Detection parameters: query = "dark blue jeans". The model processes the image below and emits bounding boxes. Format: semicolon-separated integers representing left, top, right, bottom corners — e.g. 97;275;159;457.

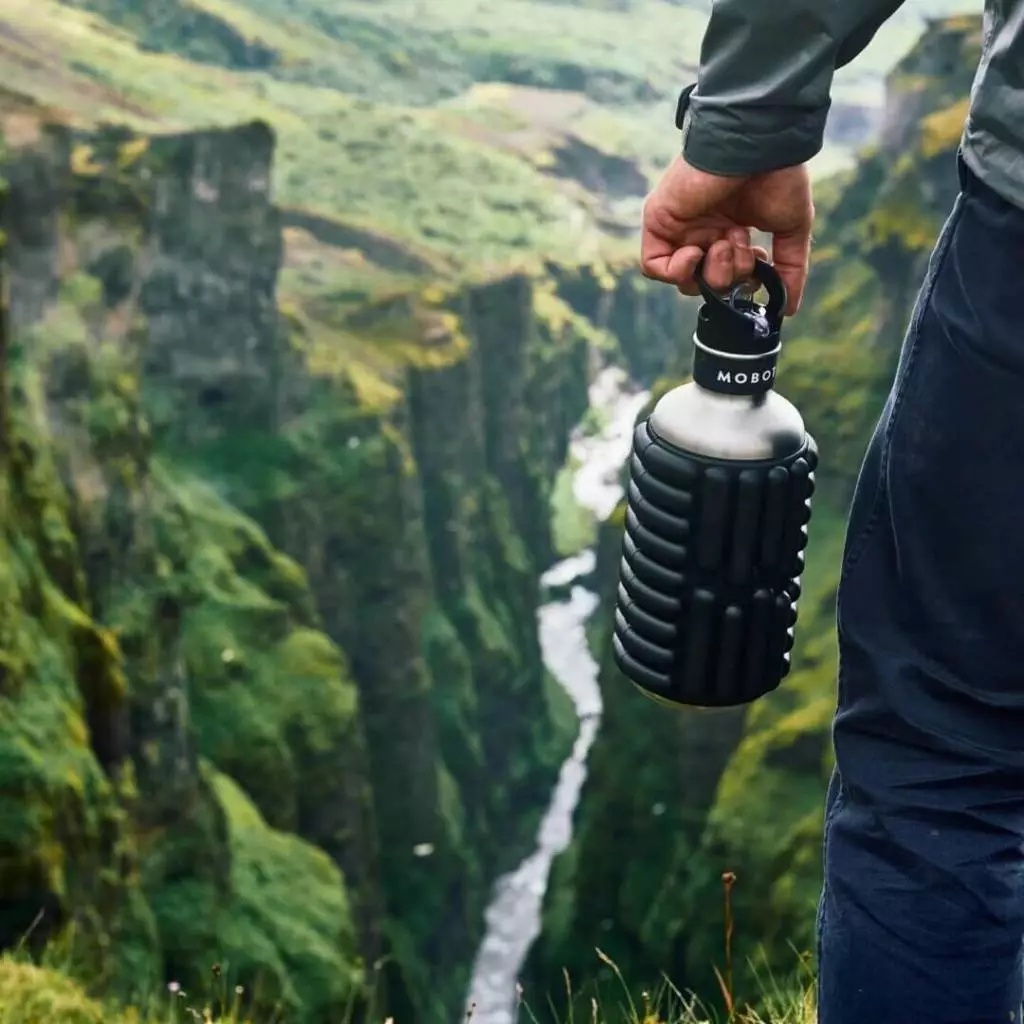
818;154;1024;1023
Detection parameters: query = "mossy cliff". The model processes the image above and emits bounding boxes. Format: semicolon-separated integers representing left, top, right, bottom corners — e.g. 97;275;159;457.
1;107;371;1021
0;89;623;1022
524;14;984;1015
547;261;693;388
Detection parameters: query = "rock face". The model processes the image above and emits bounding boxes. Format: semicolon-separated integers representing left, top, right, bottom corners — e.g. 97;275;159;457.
523;14;984;1017
0;92;636;1023
1;108;370;1022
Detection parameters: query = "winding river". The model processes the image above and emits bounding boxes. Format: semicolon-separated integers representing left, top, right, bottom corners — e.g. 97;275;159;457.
463;366;650;1024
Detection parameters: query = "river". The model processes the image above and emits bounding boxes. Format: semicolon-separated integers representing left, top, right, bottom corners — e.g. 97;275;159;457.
462;366;650;1024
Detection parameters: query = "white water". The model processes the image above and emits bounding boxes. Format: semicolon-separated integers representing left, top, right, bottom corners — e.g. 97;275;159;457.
463;366;650;1024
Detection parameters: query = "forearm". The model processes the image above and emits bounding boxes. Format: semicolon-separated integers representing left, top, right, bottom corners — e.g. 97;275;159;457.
682;0;908;176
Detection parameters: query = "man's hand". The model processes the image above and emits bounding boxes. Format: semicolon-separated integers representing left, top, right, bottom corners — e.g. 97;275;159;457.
640;156;814;315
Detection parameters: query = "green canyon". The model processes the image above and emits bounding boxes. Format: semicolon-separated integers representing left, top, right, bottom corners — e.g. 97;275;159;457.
0;2;983;1021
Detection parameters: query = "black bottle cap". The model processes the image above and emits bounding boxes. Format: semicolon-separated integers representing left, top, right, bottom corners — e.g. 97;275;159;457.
692;257;787;396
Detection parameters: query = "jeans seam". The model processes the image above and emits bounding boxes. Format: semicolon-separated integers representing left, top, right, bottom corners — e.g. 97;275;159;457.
816;772;843;1007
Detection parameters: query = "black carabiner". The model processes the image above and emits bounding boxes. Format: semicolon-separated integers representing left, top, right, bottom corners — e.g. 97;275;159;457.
694;255;787;330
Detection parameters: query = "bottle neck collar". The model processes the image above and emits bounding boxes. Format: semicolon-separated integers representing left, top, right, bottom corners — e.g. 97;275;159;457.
691;332;780;397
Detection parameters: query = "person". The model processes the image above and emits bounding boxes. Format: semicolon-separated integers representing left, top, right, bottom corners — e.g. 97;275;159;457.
639;3;1024;1023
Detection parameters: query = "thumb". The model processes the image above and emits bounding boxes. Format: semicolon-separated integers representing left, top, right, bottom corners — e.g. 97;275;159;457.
771;226;812;315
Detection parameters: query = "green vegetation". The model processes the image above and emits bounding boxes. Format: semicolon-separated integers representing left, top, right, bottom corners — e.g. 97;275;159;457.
0;961;148;1024
1;0;947;283
0;954;816;1024
0;63;592;1022
525;13;982;1021
4;0;644;277
0;1;984;1022
0;188;375;1020
550;458;597;558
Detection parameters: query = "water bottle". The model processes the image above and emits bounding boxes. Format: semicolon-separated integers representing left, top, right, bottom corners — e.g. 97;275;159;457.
612;257;817;709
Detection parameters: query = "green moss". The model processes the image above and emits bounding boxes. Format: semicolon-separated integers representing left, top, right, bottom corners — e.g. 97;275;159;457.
863;199;941;254
209;770;365;1023
0;349;154;997
0;631;113;889
0;960;128;1024
117;465;366;852
0;205;373;1013
550;458;597;558
422;608;486;817
138;758;366;1024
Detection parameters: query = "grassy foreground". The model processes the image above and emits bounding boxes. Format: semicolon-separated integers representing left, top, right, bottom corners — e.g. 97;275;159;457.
0;954;814;1024
508;953;816;1024
0;875;814;1024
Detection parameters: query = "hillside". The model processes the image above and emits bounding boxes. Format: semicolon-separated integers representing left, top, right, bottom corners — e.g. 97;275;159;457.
0;1;982;1023
2;0;966;270
0;100;623;1023
524;13;981;1020
0;48;695;1024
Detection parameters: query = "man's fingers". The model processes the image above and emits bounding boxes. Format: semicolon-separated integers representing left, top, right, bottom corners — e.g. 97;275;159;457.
728;228;755;282
679;244;777;300
701;239;735;290
684;237;750;295
641;220;759;297
665;244;705;290
731;245;771;292
771;226;812;315
641;239;705;289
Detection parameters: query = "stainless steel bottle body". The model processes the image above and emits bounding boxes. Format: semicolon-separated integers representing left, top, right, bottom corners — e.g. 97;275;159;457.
612;259;817;709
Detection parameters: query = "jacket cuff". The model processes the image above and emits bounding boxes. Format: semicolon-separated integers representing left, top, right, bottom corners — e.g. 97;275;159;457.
680;94;830;177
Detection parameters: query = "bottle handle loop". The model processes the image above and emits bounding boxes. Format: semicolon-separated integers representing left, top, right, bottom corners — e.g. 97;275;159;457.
693;256;787;329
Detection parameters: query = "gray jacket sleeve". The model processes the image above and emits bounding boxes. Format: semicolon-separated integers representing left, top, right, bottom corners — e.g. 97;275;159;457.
682;1;909;176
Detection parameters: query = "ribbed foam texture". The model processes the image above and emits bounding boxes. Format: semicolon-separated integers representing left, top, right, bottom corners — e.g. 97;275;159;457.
613;420;817;708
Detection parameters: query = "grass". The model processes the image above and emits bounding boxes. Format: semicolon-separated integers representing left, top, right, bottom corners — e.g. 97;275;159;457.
0;916;388;1024
0;952;813;1024
1;0;621;273
0;871;812;1024
506;886;815;1024
204;0;710;103
495;871;814;1024
0;0;698;272
0;956;262;1024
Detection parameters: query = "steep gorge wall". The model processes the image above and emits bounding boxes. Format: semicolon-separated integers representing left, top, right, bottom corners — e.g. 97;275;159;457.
525;14;983;1015
547;260;694;389
2;107;372;1021
0;97;602;1023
